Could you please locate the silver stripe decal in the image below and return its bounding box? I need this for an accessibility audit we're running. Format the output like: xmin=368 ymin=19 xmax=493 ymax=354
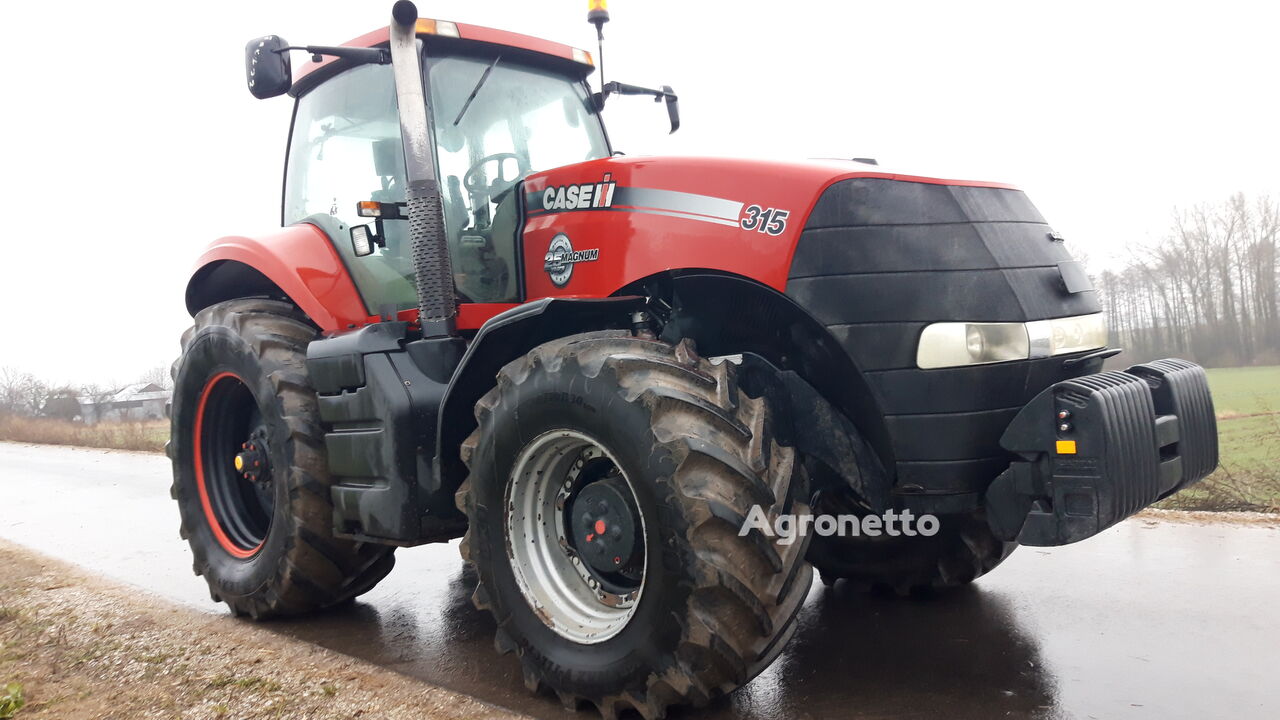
xmin=612 ymin=187 xmax=744 ymax=222
xmin=606 ymin=207 xmax=741 ymax=227
xmin=527 ymin=186 xmax=745 ymax=223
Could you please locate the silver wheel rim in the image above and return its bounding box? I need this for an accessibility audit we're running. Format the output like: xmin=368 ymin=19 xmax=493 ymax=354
xmin=505 ymin=429 xmax=646 ymax=644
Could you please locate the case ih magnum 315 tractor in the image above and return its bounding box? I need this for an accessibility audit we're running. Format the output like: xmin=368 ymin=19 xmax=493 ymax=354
xmin=170 ymin=2 xmax=1219 ymax=717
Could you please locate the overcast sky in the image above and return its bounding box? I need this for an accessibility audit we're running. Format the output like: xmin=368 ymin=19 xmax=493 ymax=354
xmin=1 ymin=0 xmax=1276 ymax=387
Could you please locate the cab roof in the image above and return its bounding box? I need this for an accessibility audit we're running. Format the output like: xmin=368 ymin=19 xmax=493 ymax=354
xmin=291 ymin=18 xmax=595 ymax=96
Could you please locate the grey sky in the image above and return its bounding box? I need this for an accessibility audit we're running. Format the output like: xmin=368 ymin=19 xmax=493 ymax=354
xmin=1 ymin=0 xmax=1275 ymax=386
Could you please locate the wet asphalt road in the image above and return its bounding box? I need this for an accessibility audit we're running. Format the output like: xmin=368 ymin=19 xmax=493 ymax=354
xmin=2 ymin=441 xmax=1278 ymax=719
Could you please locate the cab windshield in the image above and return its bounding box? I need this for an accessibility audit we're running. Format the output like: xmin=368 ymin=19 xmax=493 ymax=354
xmin=427 ymin=52 xmax=609 ymax=303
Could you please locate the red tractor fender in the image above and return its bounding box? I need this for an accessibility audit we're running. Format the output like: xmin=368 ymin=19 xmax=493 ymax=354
xmin=185 ymin=224 xmax=369 ymax=333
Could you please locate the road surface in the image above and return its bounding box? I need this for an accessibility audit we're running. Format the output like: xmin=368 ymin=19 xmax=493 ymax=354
xmin=2 ymin=441 xmax=1277 ymax=719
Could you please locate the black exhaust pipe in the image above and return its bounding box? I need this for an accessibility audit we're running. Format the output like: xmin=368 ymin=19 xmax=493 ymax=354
xmin=390 ymin=1 xmax=455 ymax=337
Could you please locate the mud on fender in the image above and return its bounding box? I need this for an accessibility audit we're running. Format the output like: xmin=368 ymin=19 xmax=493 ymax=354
xmin=986 ymin=358 xmax=1218 ymax=546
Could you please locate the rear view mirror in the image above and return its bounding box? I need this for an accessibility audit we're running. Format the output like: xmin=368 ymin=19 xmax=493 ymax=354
xmin=591 ymin=81 xmax=680 ymax=134
xmin=245 ymin=35 xmax=292 ymax=99
xmin=661 ymin=85 xmax=680 ymax=134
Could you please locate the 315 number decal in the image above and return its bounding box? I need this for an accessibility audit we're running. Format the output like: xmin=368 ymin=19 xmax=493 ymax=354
xmin=740 ymin=205 xmax=790 ymax=235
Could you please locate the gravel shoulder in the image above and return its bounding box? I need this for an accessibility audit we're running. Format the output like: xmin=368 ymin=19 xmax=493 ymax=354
xmin=0 ymin=539 xmax=521 ymax=720
xmin=1135 ymin=507 xmax=1280 ymax=527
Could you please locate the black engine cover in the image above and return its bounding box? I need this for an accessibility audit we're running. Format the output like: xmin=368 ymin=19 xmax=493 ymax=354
xmin=786 ymin=178 xmax=1104 ymax=502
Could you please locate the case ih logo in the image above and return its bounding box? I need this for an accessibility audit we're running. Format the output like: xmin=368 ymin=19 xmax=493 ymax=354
xmin=544 ymin=233 xmax=599 ymax=287
xmin=542 ymin=173 xmax=618 ymax=211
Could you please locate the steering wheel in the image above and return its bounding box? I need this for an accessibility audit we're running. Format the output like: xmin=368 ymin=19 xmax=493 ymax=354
xmin=463 ymin=152 xmax=528 ymax=199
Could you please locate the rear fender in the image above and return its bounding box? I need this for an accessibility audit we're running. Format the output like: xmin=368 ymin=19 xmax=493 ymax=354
xmin=185 ymin=225 xmax=367 ymax=332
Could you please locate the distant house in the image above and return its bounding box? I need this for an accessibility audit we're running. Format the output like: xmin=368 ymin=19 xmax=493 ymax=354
xmin=79 ymin=383 xmax=171 ymax=424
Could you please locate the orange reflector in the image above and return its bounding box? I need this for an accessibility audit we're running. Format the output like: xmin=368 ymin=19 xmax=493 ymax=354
xmin=234 ymin=455 xmax=244 ymax=471
xmin=1056 ymin=440 xmax=1077 ymax=455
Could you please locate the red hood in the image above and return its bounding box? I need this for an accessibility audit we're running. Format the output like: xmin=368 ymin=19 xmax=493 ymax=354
xmin=520 ymin=155 xmax=1015 ymax=298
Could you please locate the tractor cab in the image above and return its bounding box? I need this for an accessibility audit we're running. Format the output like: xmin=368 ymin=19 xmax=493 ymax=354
xmin=261 ymin=14 xmax=621 ymax=315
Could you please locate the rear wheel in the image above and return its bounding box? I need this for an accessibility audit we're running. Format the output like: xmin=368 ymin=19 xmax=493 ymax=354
xmin=457 ymin=332 xmax=812 ymax=719
xmin=170 ymin=299 xmax=394 ymax=618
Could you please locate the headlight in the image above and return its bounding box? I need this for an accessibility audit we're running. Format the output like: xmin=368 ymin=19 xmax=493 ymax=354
xmin=1026 ymin=314 xmax=1109 ymax=357
xmin=917 ymin=313 xmax=1107 ymax=369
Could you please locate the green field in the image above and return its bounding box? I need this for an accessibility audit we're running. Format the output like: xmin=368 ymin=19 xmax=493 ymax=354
xmin=1155 ymin=365 xmax=1280 ymax=512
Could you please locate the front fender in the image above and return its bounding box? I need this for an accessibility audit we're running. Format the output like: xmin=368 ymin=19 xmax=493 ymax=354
xmin=185 ymin=224 xmax=367 ymax=332
xmin=434 ymin=296 xmax=646 ymax=494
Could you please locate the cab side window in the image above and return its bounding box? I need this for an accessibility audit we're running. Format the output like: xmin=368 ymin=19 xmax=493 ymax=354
xmin=283 ymin=63 xmax=417 ymax=314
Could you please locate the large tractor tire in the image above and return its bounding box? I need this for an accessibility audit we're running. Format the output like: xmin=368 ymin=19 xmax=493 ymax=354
xmin=807 ymin=485 xmax=1015 ymax=595
xmin=456 ymin=332 xmax=812 ymax=720
xmin=169 ymin=299 xmax=394 ymax=619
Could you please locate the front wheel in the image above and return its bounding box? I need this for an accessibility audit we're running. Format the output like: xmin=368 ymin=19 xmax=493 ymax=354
xmin=457 ymin=332 xmax=812 ymax=719
xmin=807 ymin=485 xmax=1015 ymax=594
xmin=169 ymin=299 xmax=394 ymax=618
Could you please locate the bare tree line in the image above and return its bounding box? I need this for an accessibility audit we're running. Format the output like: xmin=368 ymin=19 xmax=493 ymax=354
xmin=0 ymin=366 xmax=171 ymax=420
xmin=1098 ymin=193 xmax=1279 ymax=367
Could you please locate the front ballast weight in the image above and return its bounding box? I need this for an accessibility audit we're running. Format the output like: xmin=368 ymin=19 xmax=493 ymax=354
xmin=986 ymin=358 xmax=1218 ymax=546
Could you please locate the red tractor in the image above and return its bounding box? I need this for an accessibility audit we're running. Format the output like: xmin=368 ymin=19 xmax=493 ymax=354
xmin=170 ymin=2 xmax=1219 ymax=717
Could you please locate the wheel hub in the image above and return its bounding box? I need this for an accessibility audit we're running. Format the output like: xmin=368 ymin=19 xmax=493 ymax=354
xmin=570 ymin=477 xmax=639 ymax=575
xmin=235 ymin=427 xmax=272 ymax=485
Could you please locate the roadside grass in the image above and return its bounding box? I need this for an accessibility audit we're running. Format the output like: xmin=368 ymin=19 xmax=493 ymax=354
xmin=0 ymin=682 xmax=23 ymax=719
xmin=0 ymin=415 xmax=166 ymax=453
xmin=1156 ymin=366 xmax=1280 ymax=512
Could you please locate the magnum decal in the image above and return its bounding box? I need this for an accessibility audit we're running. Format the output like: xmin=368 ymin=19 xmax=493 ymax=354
xmin=543 ymin=233 xmax=600 ymax=287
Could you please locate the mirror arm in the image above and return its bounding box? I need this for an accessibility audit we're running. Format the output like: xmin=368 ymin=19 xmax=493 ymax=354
xmin=594 ymin=81 xmax=676 ymax=105
xmin=591 ymin=81 xmax=680 ymax=135
xmin=276 ymin=45 xmax=391 ymax=65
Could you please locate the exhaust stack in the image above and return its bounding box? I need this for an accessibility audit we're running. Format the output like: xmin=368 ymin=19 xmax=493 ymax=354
xmin=389 ymin=1 xmax=455 ymax=337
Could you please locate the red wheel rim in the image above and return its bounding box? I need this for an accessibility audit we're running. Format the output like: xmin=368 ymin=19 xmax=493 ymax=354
xmin=194 ymin=372 xmax=272 ymax=558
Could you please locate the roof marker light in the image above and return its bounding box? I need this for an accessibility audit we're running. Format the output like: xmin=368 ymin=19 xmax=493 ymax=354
xmin=572 ymin=47 xmax=595 ymax=65
xmin=414 ymin=18 xmax=460 ymax=37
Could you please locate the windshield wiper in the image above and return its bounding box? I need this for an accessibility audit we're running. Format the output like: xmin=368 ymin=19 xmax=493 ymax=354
xmin=453 ymin=55 xmax=501 ymax=126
